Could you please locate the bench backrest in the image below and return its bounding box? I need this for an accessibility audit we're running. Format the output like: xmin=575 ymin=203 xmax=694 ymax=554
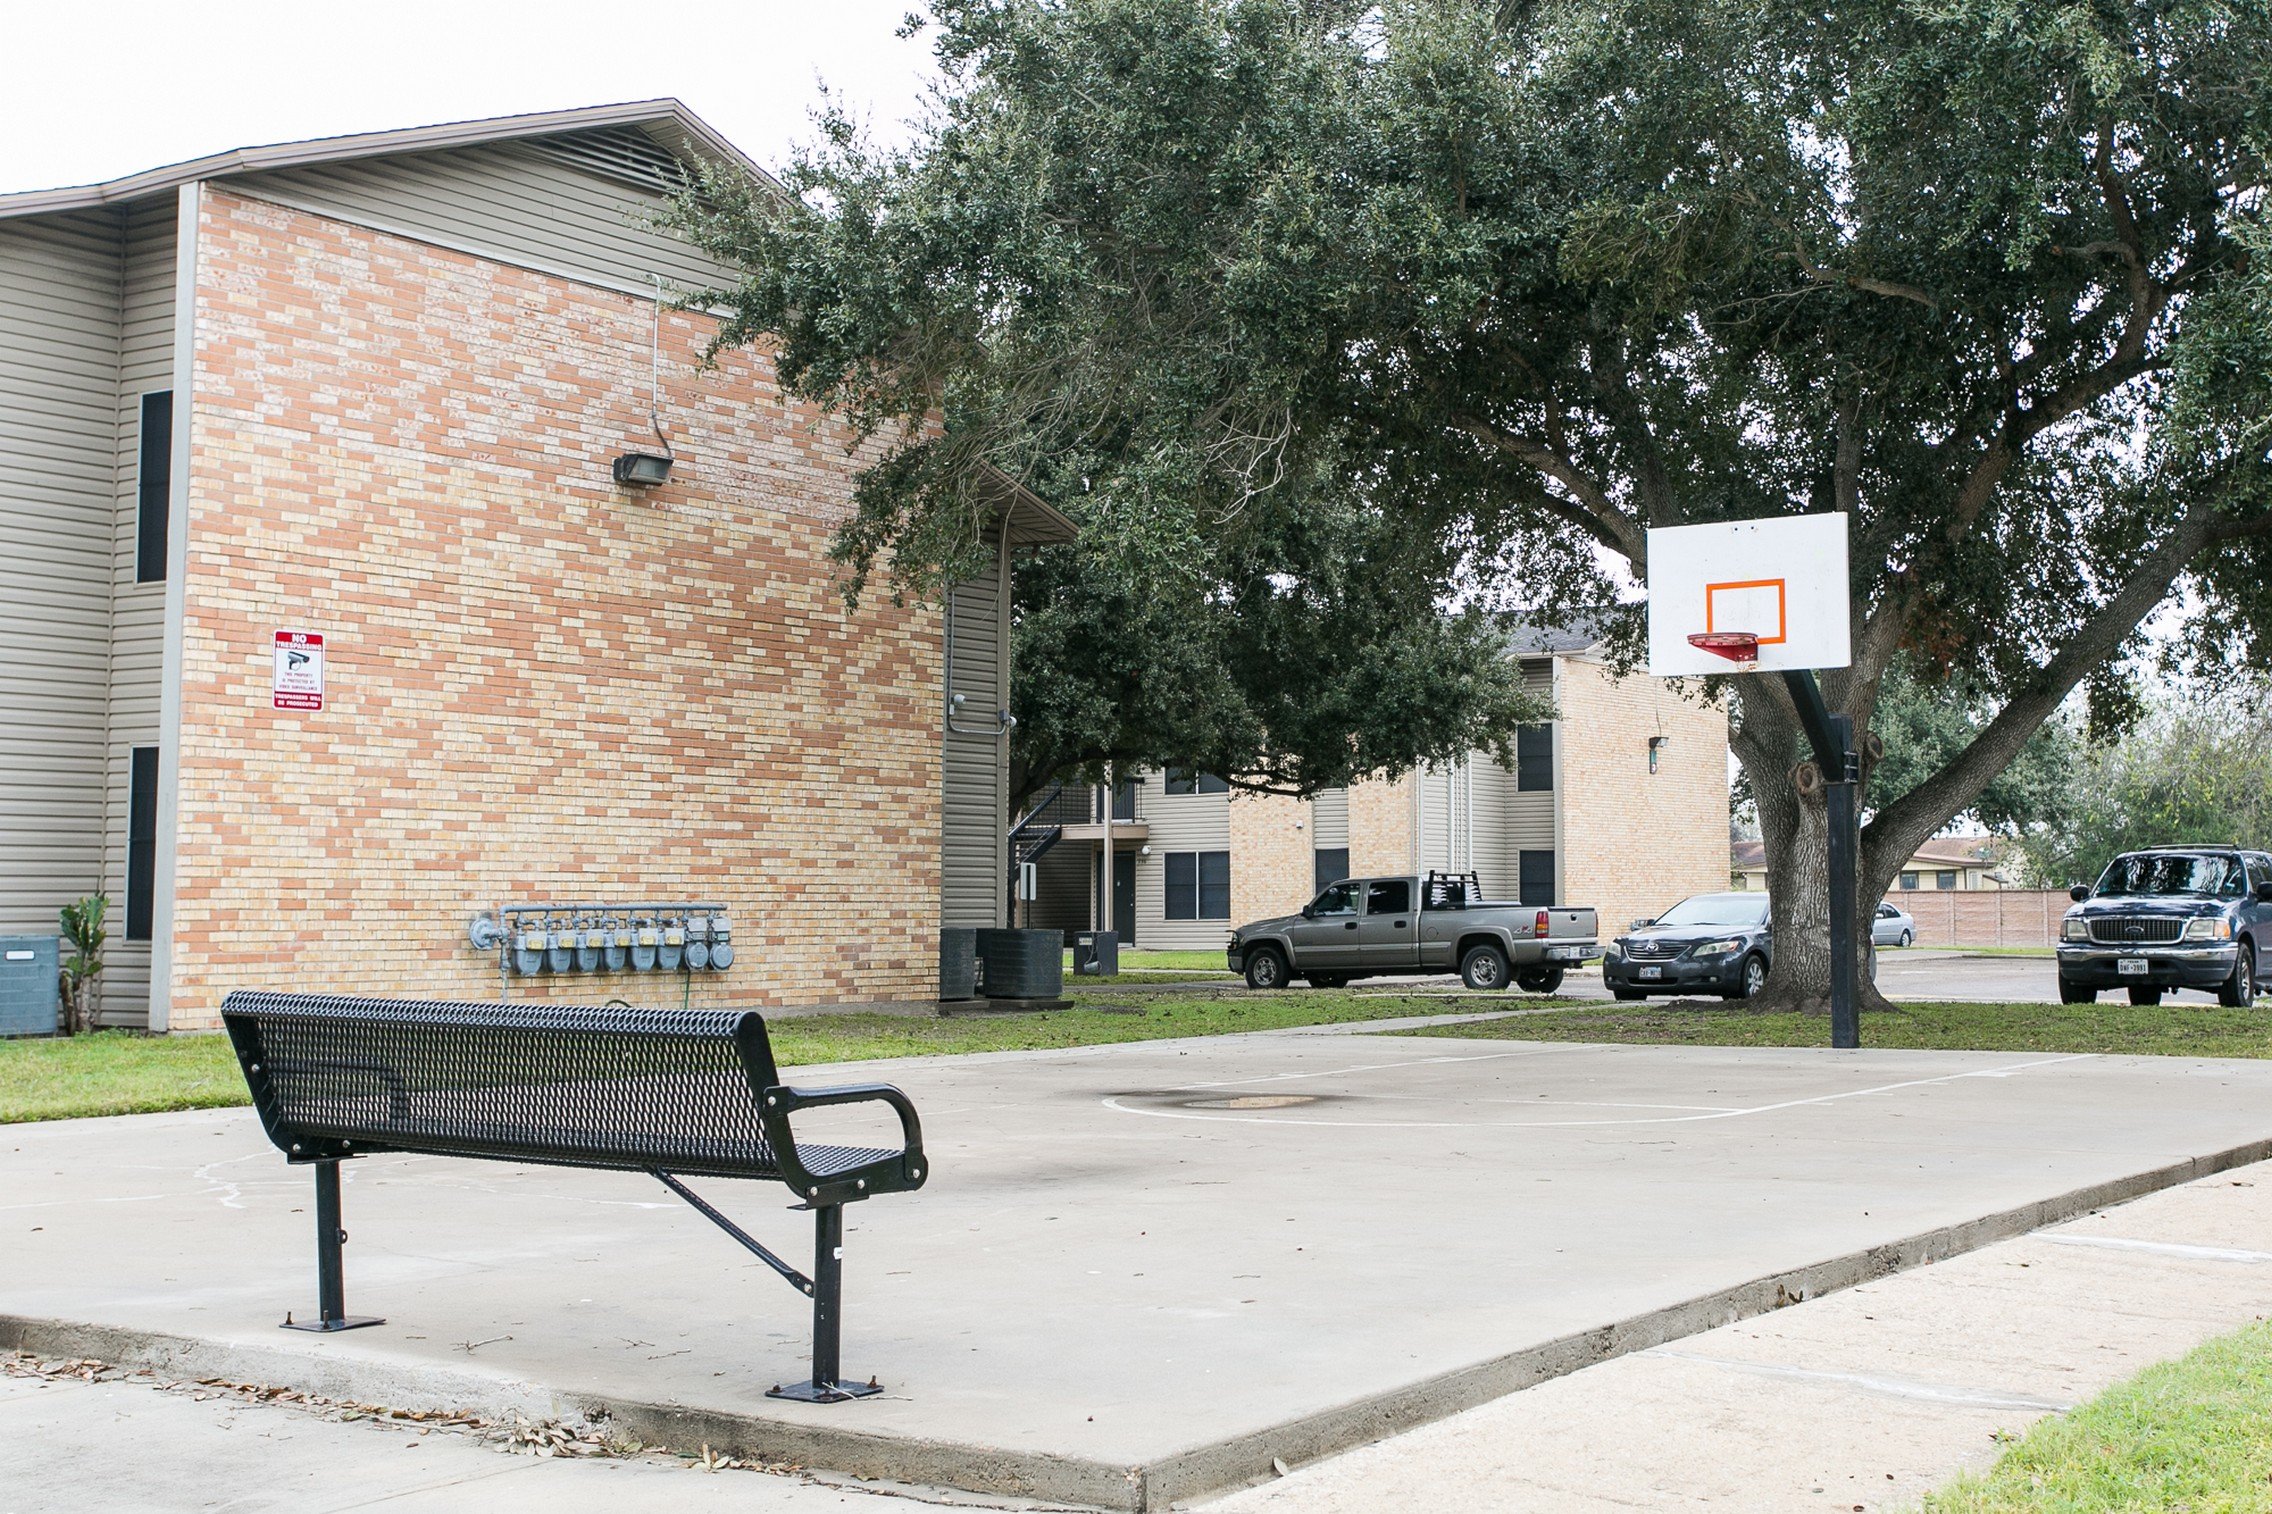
xmin=221 ymin=992 xmax=787 ymax=1180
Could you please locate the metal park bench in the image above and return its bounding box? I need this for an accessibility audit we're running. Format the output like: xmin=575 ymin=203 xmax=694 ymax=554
xmin=220 ymin=991 xmax=928 ymax=1403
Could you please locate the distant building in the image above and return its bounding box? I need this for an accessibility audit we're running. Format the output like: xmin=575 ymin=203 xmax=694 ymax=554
xmin=1022 ymin=626 xmax=1731 ymax=947
xmin=1731 ymin=835 xmax=2012 ymax=893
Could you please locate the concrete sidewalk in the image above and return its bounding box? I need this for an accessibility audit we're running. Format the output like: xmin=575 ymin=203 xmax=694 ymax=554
xmin=11 ymin=1162 xmax=2272 ymax=1513
xmin=1206 ymin=1166 xmax=2272 ymax=1511
xmin=9 ymin=1032 xmax=2272 ymax=1507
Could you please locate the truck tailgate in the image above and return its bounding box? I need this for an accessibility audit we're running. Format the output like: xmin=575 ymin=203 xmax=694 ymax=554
xmin=1542 ymin=907 xmax=1597 ymax=941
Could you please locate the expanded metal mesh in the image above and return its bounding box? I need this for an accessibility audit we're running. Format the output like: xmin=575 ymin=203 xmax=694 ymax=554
xmin=220 ymin=992 xmax=896 ymax=1183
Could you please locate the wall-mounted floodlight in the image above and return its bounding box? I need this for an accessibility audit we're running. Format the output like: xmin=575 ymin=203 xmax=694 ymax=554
xmin=612 ymin=451 xmax=673 ymax=487
xmin=614 ymin=274 xmax=677 ymax=490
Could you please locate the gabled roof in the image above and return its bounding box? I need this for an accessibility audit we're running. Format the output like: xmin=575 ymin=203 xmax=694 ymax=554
xmin=0 ymin=99 xmax=778 ymax=222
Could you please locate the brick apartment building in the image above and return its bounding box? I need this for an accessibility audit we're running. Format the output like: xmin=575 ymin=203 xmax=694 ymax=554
xmin=1025 ymin=628 xmax=1731 ymax=948
xmin=0 ymin=102 xmax=1068 ymax=1030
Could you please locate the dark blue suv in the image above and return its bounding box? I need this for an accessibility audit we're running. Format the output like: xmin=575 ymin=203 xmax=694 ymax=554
xmin=2056 ymin=848 xmax=2272 ymax=1007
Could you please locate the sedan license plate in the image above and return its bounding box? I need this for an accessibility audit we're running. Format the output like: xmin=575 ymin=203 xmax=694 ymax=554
xmin=2118 ymin=957 xmax=2150 ymax=976
xmin=1637 ymin=965 xmax=1663 ymax=980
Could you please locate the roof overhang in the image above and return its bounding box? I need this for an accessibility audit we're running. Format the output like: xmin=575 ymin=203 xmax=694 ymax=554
xmin=0 ymin=98 xmax=782 ymax=222
xmin=978 ymin=464 xmax=1079 ymax=549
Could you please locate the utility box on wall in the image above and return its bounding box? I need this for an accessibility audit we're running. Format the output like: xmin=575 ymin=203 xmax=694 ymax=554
xmin=0 ymin=937 xmax=60 ymax=1038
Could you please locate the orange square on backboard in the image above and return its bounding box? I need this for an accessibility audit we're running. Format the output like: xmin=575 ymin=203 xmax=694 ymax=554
xmin=1704 ymin=579 xmax=1788 ymax=645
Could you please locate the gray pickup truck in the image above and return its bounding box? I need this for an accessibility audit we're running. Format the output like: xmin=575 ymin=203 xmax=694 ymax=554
xmin=1227 ymin=871 xmax=1599 ymax=992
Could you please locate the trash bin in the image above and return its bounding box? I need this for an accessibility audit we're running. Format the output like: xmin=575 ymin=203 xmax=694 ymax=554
xmin=976 ymin=928 xmax=1064 ymax=1000
xmin=939 ymin=927 xmax=980 ymax=1001
xmin=1073 ymin=930 xmax=1119 ymax=977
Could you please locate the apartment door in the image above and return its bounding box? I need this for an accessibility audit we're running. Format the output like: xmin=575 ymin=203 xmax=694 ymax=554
xmin=1097 ymin=850 xmax=1136 ymax=942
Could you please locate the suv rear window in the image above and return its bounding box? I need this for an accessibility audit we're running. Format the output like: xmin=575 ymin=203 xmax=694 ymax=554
xmin=2094 ymin=852 xmax=2247 ymax=898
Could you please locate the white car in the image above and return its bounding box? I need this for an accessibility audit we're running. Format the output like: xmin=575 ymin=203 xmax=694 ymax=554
xmin=1873 ymin=903 xmax=1916 ymax=948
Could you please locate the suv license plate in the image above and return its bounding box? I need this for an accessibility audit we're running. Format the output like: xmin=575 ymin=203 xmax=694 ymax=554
xmin=1638 ymin=966 xmax=1663 ymax=980
xmin=1549 ymin=946 xmax=1581 ymax=961
xmin=2118 ymin=957 xmax=2150 ymax=976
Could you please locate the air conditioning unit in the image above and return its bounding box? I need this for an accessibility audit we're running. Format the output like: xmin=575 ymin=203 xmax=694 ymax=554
xmin=0 ymin=937 xmax=60 ymax=1038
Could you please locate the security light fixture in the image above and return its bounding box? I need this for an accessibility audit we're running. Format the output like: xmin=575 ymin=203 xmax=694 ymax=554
xmin=1648 ymin=734 xmax=1671 ymax=774
xmin=612 ymin=450 xmax=673 ymax=487
xmin=614 ymin=274 xmax=678 ymax=490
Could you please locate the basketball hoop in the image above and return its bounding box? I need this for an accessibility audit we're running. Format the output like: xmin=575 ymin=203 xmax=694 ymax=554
xmin=1687 ymin=631 xmax=1760 ymax=669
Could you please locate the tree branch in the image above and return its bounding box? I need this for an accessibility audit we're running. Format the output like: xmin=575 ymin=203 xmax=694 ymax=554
xmin=1859 ymin=505 xmax=2219 ymax=887
xmin=1455 ymin=416 xmax=1648 ymax=562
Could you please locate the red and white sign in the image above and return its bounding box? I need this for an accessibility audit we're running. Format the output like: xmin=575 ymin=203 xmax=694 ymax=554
xmin=272 ymin=631 xmax=325 ymax=711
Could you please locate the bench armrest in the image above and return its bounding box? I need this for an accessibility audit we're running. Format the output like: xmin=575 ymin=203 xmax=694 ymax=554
xmin=758 ymin=1082 xmax=927 ymax=1202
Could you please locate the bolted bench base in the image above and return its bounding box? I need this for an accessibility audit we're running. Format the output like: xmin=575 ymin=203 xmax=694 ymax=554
xmin=282 ymin=1160 xmax=385 ymax=1333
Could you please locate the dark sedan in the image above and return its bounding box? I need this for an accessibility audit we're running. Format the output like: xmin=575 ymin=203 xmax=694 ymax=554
xmin=2057 ymin=847 xmax=2272 ymax=1006
xmin=1603 ymin=892 xmax=1772 ymax=1001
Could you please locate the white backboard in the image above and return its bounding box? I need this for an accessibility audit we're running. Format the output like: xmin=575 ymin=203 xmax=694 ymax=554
xmin=1645 ymin=512 xmax=1850 ymax=675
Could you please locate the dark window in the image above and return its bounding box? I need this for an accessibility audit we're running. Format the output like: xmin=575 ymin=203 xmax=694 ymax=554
xmin=1165 ymin=768 xmax=1229 ymax=796
xmin=1518 ymin=850 xmax=1556 ymax=906
xmin=1198 ymin=851 xmax=1230 ymax=919
xmin=1516 ymin=724 xmax=1554 ymax=791
xmin=1900 ymin=872 xmax=1920 ymax=890
xmin=135 ymin=392 xmax=173 ymax=584
xmin=126 ymin=746 xmax=159 ymax=941
xmin=1166 ymin=850 xmax=1232 ymax=920
xmin=1314 ymin=847 xmax=1350 ymax=894
xmin=1365 ymin=879 xmax=1411 ymax=915
xmin=1310 ymin=881 xmax=1359 ymax=916
xmin=1097 ymin=780 xmax=1137 ymax=821
xmin=1935 ymin=870 xmax=1958 ymax=890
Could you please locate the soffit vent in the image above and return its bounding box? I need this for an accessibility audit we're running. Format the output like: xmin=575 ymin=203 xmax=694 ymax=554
xmin=524 ymin=126 xmax=695 ymax=196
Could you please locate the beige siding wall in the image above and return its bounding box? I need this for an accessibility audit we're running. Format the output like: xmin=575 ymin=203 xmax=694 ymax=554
xmin=1130 ymin=770 xmax=1233 ymax=949
xmin=1557 ymin=657 xmax=1730 ymax=933
xmin=0 ymin=210 xmax=119 ymax=959
xmin=1311 ymin=787 xmax=1349 ymax=849
xmin=96 ymin=199 xmax=178 ymax=1024
xmin=941 ymin=552 xmax=1010 ymax=929
xmin=231 ymin=141 xmax=735 ymax=298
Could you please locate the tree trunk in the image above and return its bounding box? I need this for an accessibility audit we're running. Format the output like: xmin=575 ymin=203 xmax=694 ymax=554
xmin=1733 ymin=682 xmax=1894 ymax=1018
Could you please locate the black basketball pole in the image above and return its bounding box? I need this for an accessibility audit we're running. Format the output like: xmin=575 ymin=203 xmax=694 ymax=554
xmin=1781 ymin=670 xmax=1862 ymax=1050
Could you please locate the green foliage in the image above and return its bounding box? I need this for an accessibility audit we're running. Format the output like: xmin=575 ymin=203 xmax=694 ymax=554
xmin=1865 ymin=661 xmax=2081 ymax=837
xmin=56 ymin=894 xmax=106 ymax=1037
xmin=0 ymin=1029 xmax=242 ymax=1124
xmin=2017 ymin=689 xmax=2272 ymax=886
xmin=1919 ymin=1318 xmax=2272 ymax=1512
xmin=675 ymin=0 xmax=2272 ymax=819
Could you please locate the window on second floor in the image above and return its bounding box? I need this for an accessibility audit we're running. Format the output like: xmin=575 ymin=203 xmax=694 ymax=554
xmin=1165 ymin=768 xmax=1229 ymax=796
xmin=1516 ymin=724 xmax=1554 ymax=790
xmin=135 ymin=391 xmax=173 ymax=584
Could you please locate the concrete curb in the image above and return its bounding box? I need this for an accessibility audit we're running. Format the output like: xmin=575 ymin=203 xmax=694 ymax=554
xmin=9 ymin=1136 xmax=2269 ymax=1512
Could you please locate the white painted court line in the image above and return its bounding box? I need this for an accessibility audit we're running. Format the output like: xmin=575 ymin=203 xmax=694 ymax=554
xmin=1102 ymin=1053 xmax=2098 ymax=1130
xmin=1641 ymin=1348 xmax=2074 ymax=1413
xmin=2042 ymin=1234 xmax=2272 ymax=1264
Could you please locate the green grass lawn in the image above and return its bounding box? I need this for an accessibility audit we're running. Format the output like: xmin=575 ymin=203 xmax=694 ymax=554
xmin=1401 ymin=998 xmax=2272 ymax=1059
xmin=1065 ymin=947 xmax=1232 ymax=973
xmin=0 ymin=989 xmax=1488 ymax=1125
xmin=1916 ymin=1319 xmax=2272 ymax=1512
xmin=0 ymin=1031 xmax=249 ymax=1124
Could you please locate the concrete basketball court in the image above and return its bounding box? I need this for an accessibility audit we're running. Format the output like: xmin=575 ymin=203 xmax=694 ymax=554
xmin=9 ymin=1023 xmax=2272 ymax=1509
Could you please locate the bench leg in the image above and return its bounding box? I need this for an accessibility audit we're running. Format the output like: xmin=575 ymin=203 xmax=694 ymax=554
xmin=767 ymin=1204 xmax=879 ymax=1403
xmin=282 ymin=1160 xmax=384 ymax=1333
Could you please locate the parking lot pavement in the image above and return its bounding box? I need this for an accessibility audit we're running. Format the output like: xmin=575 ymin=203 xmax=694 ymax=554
xmin=1332 ymin=949 xmax=2064 ymax=1005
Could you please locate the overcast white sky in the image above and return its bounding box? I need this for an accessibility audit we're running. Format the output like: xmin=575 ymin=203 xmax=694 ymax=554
xmin=2 ymin=1 xmax=937 ymax=195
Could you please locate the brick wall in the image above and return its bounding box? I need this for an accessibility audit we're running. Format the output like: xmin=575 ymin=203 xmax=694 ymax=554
xmin=1229 ymin=790 xmax=1313 ymax=926
xmin=1557 ymin=659 xmax=1730 ymax=933
xmin=1887 ymin=889 xmax=2067 ymax=948
xmin=164 ymin=191 xmax=942 ymax=1028
xmin=1347 ymin=773 xmax=1414 ymax=878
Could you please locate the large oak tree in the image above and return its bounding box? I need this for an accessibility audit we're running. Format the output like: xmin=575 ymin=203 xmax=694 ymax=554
xmin=681 ymin=0 xmax=2272 ymax=1007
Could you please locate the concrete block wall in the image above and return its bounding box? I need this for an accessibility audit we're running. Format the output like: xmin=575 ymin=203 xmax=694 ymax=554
xmin=1888 ymin=889 xmax=2066 ymax=948
xmin=1557 ymin=659 xmax=1730 ymax=933
xmin=163 ymin=191 xmax=941 ymax=1028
